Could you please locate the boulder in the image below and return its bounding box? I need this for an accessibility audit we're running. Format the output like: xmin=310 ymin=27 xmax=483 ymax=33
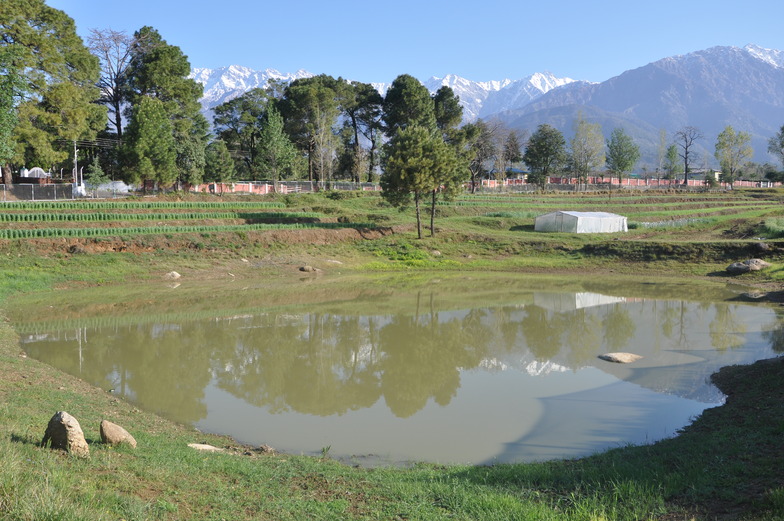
xmin=100 ymin=420 xmax=137 ymax=448
xmin=727 ymin=262 xmax=751 ymax=275
xmin=41 ymin=411 xmax=90 ymax=457
xmin=598 ymin=352 xmax=643 ymax=364
xmin=747 ymin=258 xmax=771 ymax=271
xmin=164 ymin=271 xmax=181 ymax=280
xmin=726 ymin=258 xmax=771 ymax=275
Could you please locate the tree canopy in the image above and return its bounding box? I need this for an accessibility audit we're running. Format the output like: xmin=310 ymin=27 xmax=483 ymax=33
xmin=569 ymin=115 xmax=605 ymax=186
xmin=280 ymin=75 xmax=342 ymax=183
xmin=606 ymin=127 xmax=640 ymax=185
xmin=122 ymin=96 xmax=177 ymax=186
xmin=1 ymin=0 xmax=104 ymax=179
xmin=715 ymin=126 xmax=752 ymax=188
xmin=523 ymin=124 xmax=566 ymax=190
xmin=383 ymin=75 xmax=436 ymax=135
xmin=768 ymin=125 xmax=784 ymax=170
xmin=122 ymin=26 xmax=207 ymax=187
xmin=381 ymin=126 xmax=463 ymax=239
xmin=204 ymin=139 xmax=236 ymax=193
xmin=255 ymin=105 xmax=298 ymax=181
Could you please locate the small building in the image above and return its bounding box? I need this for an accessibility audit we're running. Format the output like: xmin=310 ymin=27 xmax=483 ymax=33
xmin=534 ymin=211 xmax=627 ymax=233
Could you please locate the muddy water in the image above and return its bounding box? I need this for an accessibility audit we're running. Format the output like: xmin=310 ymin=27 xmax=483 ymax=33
xmin=10 ymin=274 xmax=783 ymax=465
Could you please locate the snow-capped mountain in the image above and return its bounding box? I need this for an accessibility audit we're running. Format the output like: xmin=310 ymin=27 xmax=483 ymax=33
xmin=191 ymin=44 xmax=784 ymax=166
xmin=190 ymin=66 xmax=575 ymax=124
xmin=494 ymin=44 xmax=784 ymax=165
xmin=422 ymin=72 xmax=575 ymax=121
xmin=741 ymin=43 xmax=784 ymax=69
xmin=189 ymin=65 xmax=313 ymax=111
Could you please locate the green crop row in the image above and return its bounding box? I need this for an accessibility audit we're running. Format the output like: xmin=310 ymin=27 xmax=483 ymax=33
xmin=0 ymin=222 xmax=374 ymax=240
xmin=0 ymin=211 xmax=323 ymax=223
xmin=0 ymin=200 xmax=285 ymax=210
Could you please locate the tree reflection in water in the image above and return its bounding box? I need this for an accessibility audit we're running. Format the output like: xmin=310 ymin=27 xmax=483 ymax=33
xmin=17 ymin=283 xmax=783 ymax=428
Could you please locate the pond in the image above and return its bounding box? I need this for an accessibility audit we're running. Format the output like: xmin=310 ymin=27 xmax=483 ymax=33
xmin=9 ymin=274 xmax=783 ymax=466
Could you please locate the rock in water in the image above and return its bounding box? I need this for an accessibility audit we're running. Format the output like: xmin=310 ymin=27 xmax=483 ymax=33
xmin=41 ymin=411 xmax=90 ymax=457
xmin=598 ymin=352 xmax=643 ymax=364
xmin=100 ymin=420 xmax=137 ymax=448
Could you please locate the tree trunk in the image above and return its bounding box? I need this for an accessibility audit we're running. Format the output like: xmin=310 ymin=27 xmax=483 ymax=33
xmin=430 ymin=189 xmax=437 ymax=237
xmin=112 ymin=98 xmax=123 ymax=139
xmin=414 ymin=191 xmax=422 ymax=239
xmin=2 ymin=164 xmax=12 ymax=185
xmin=307 ymin=139 xmax=315 ymax=182
xmin=351 ymin=116 xmax=361 ymax=183
xmin=367 ymin=132 xmax=377 ymax=183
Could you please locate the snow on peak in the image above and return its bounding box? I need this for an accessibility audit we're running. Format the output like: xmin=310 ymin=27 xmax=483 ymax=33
xmin=191 ymin=66 xmax=314 ymax=110
xmin=420 ymin=71 xmax=574 ymax=121
xmin=745 ymin=44 xmax=784 ymax=69
xmin=528 ymin=71 xmax=575 ymax=92
xmin=191 ymin=66 xmax=578 ymax=123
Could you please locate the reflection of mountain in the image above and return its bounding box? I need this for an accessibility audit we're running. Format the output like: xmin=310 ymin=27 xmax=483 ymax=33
xmin=533 ymin=292 xmax=626 ymax=312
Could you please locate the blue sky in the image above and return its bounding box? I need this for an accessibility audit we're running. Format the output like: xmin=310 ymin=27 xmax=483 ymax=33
xmin=49 ymin=0 xmax=783 ymax=84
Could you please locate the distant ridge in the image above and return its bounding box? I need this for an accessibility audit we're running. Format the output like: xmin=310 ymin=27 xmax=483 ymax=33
xmin=189 ymin=67 xmax=575 ymax=124
xmin=191 ymin=44 xmax=784 ymax=166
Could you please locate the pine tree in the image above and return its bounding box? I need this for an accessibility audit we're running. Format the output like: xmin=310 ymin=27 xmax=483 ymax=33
xmin=383 ymin=75 xmax=437 ymax=135
xmin=255 ymin=106 xmax=297 ymax=181
xmin=123 ymin=26 xmax=206 ymax=186
xmin=205 ymin=139 xmax=235 ymax=195
xmin=123 ymin=96 xmax=177 ymax=187
xmin=85 ymin=157 xmax=110 ymax=196
xmin=382 ymin=126 xmax=463 ymax=239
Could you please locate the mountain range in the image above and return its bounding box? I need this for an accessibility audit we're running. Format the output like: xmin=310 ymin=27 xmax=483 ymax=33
xmin=190 ymin=44 xmax=784 ymax=167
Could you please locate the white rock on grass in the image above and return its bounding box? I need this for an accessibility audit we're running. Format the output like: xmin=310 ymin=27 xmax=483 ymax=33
xmin=188 ymin=443 xmax=224 ymax=452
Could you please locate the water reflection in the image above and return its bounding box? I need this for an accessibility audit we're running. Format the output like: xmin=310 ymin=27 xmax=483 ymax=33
xmin=10 ymin=275 xmax=782 ymax=464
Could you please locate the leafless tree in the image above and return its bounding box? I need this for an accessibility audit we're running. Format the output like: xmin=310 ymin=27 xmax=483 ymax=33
xmin=674 ymin=126 xmax=703 ymax=184
xmin=87 ymin=28 xmax=153 ymax=138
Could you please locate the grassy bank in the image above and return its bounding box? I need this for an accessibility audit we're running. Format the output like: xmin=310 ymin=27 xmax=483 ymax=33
xmin=2 ymin=189 xmax=784 ymax=520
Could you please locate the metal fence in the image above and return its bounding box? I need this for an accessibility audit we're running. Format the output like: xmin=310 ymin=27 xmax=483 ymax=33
xmin=0 ymin=184 xmax=74 ymax=201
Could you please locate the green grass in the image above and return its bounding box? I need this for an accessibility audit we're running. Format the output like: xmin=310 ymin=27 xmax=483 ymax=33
xmin=1 ymin=188 xmax=784 ymax=519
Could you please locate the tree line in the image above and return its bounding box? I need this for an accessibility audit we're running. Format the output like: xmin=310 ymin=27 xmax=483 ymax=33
xmin=4 ymin=2 xmax=784 ymax=233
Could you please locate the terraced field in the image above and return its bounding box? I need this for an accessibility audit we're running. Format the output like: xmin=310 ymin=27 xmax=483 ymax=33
xmin=0 ymin=199 xmax=375 ymax=240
